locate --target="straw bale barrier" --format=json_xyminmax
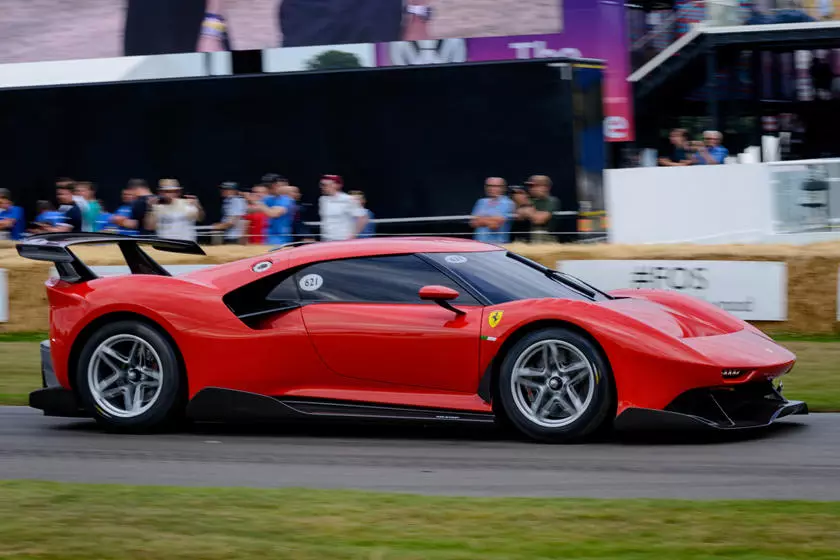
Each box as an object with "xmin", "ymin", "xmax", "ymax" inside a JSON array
[{"xmin": 2, "ymin": 242, "xmax": 840, "ymax": 334}]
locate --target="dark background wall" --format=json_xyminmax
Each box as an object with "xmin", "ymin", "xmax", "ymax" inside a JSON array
[{"xmin": 1, "ymin": 60, "xmax": 578, "ymax": 224}]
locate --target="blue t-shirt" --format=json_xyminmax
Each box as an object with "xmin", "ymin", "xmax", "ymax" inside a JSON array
[
  {"xmin": 0, "ymin": 205, "xmax": 25, "ymax": 240},
  {"xmin": 359, "ymin": 209, "xmax": 375, "ymax": 238},
  {"xmin": 265, "ymin": 195, "xmax": 296, "ymax": 245},
  {"xmin": 95, "ymin": 212, "xmax": 114, "ymax": 232},
  {"xmin": 471, "ymin": 196, "xmax": 515, "ymax": 243},
  {"xmin": 694, "ymin": 145, "xmax": 729, "ymax": 165},
  {"xmin": 36, "ymin": 210, "xmax": 65, "ymax": 227},
  {"xmin": 114, "ymin": 204, "xmax": 137, "ymax": 236}
]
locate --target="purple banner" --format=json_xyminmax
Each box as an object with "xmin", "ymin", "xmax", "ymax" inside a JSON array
[{"xmin": 375, "ymin": 2, "xmax": 634, "ymax": 142}]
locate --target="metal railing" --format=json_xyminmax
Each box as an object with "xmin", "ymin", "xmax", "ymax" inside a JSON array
[
  {"xmin": 629, "ymin": 0, "xmax": 822, "ymax": 72},
  {"xmin": 2, "ymin": 210, "xmax": 608, "ymax": 244},
  {"xmin": 194, "ymin": 210, "xmax": 608, "ymax": 245}
]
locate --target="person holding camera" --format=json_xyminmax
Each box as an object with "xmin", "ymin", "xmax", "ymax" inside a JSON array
[
  {"xmin": 211, "ymin": 181, "xmax": 247, "ymax": 244},
  {"xmin": 144, "ymin": 178, "xmax": 204, "ymax": 241}
]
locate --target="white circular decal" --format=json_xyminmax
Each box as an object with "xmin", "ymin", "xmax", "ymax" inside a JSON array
[
  {"xmin": 445, "ymin": 255, "xmax": 468, "ymax": 264},
  {"xmin": 252, "ymin": 261, "xmax": 272, "ymax": 273},
  {"xmin": 299, "ymin": 273, "xmax": 324, "ymax": 292}
]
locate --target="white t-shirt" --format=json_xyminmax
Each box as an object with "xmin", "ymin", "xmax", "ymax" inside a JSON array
[
  {"xmin": 153, "ymin": 199, "xmax": 199, "ymax": 241},
  {"xmin": 222, "ymin": 195, "xmax": 247, "ymax": 240},
  {"xmin": 318, "ymin": 192, "xmax": 367, "ymax": 241}
]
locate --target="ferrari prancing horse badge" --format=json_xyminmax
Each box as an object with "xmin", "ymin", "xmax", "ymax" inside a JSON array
[{"xmin": 488, "ymin": 310, "xmax": 504, "ymax": 328}]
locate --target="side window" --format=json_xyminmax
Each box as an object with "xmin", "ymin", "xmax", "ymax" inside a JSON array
[
  {"xmin": 295, "ymin": 255, "xmax": 479, "ymax": 304},
  {"xmin": 266, "ymin": 274, "xmax": 299, "ymax": 302}
]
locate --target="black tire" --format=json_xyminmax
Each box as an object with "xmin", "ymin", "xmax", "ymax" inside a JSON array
[
  {"xmin": 75, "ymin": 320, "xmax": 185, "ymax": 433},
  {"xmin": 495, "ymin": 327, "xmax": 613, "ymax": 443}
]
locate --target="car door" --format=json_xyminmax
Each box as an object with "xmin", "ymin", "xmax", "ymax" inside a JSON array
[{"xmin": 296, "ymin": 254, "xmax": 484, "ymax": 393}]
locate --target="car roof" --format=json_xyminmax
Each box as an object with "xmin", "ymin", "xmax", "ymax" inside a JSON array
[
  {"xmin": 180, "ymin": 237, "xmax": 504, "ymax": 291},
  {"xmin": 285, "ymin": 236, "xmax": 502, "ymax": 262}
]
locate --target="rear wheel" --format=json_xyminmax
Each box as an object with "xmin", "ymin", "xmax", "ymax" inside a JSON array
[
  {"xmin": 75, "ymin": 320, "xmax": 184, "ymax": 432},
  {"xmin": 496, "ymin": 327, "xmax": 613, "ymax": 443}
]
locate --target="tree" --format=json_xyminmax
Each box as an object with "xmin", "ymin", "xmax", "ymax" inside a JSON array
[{"xmin": 305, "ymin": 50, "xmax": 364, "ymax": 71}]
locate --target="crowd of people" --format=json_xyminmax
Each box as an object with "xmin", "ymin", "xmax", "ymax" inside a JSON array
[
  {"xmin": 2, "ymin": 172, "xmax": 565, "ymax": 245},
  {"xmin": 470, "ymin": 175, "xmax": 561, "ymax": 244},
  {"xmin": 658, "ymin": 129, "xmax": 731, "ymax": 167},
  {"xmin": 0, "ymin": 174, "xmax": 376, "ymax": 245}
]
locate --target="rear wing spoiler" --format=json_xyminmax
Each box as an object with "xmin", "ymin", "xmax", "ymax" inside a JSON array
[{"xmin": 16, "ymin": 232, "xmax": 206, "ymax": 283}]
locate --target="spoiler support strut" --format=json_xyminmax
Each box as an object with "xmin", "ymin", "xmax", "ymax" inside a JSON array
[{"xmin": 16, "ymin": 232, "xmax": 206, "ymax": 283}]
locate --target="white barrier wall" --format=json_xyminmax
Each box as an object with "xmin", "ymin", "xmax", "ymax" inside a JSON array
[
  {"xmin": 605, "ymin": 164, "xmax": 776, "ymax": 244},
  {"xmin": 557, "ymin": 260, "xmax": 788, "ymax": 321},
  {"xmin": 0, "ymin": 269, "xmax": 7, "ymax": 323}
]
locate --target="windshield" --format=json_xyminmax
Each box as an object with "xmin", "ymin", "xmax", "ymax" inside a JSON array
[{"xmin": 425, "ymin": 251, "xmax": 611, "ymax": 304}]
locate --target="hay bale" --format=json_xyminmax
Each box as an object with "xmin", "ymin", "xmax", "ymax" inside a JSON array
[
  {"xmin": 2, "ymin": 242, "xmax": 839, "ymax": 334},
  {"xmin": 3, "ymin": 261, "xmax": 52, "ymax": 332}
]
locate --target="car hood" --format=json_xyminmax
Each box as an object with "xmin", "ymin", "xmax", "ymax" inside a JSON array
[{"xmin": 596, "ymin": 296, "xmax": 740, "ymax": 339}]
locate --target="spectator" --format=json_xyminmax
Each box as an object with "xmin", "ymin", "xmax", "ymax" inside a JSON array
[
  {"xmin": 55, "ymin": 184, "xmax": 83, "ymax": 233},
  {"xmin": 144, "ymin": 179, "xmax": 203, "ymax": 241},
  {"xmin": 694, "ymin": 130, "xmax": 729, "ymax": 165},
  {"xmin": 350, "ymin": 190, "xmax": 375, "ymax": 238},
  {"xmin": 262, "ymin": 173, "xmax": 289, "ymax": 192},
  {"xmin": 113, "ymin": 178, "xmax": 155, "ymax": 236},
  {"xmin": 110, "ymin": 187, "xmax": 138, "ymax": 236},
  {"xmin": 212, "ymin": 181, "xmax": 247, "ymax": 244},
  {"xmin": 687, "ymin": 140, "xmax": 703, "ymax": 162},
  {"xmin": 526, "ymin": 175, "xmax": 559, "ymax": 243},
  {"xmin": 95, "ymin": 207, "xmax": 115, "ymax": 232},
  {"xmin": 287, "ymin": 185, "xmax": 315, "ymax": 241},
  {"xmin": 257, "ymin": 177, "xmax": 296, "ymax": 246},
  {"xmin": 509, "ymin": 185, "xmax": 534, "ymax": 243},
  {"xmin": 32, "ymin": 200, "xmax": 65, "ymax": 232},
  {"xmin": 74, "ymin": 181, "xmax": 103, "ymax": 232},
  {"xmin": 55, "ymin": 177, "xmax": 74, "ymax": 189},
  {"xmin": 470, "ymin": 177, "xmax": 514, "ymax": 243},
  {"xmin": 0, "ymin": 188, "xmax": 25, "ymax": 240},
  {"xmin": 318, "ymin": 174, "xmax": 368, "ymax": 241},
  {"xmin": 658, "ymin": 128, "xmax": 691, "ymax": 167},
  {"xmin": 245, "ymin": 184, "xmax": 269, "ymax": 245}
]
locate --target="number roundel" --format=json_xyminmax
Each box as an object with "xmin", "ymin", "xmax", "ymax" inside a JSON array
[{"xmin": 299, "ymin": 273, "xmax": 324, "ymax": 292}]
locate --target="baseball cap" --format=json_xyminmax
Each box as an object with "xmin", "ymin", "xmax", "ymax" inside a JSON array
[
  {"xmin": 509, "ymin": 185, "xmax": 526, "ymax": 193},
  {"xmin": 220, "ymin": 181, "xmax": 239, "ymax": 191},
  {"xmin": 321, "ymin": 174, "xmax": 343, "ymax": 186}
]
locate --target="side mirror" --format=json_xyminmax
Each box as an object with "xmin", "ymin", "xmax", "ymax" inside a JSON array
[
  {"xmin": 419, "ymin": 285, "xmax": 465, "ymax": 315},
  {"xmin": 419, "ymin": 285, "xmax": 459, "ymax": 301}
]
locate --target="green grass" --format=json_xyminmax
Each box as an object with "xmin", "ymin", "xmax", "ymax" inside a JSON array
[
  {"xmin": 0, "ymin": 331, "xmax": 48, "ymax": 343},
  {"xmin": 0, "ymin": 481, "xmax": 839, "ymax": 559},
  {"xmin": 1, "ymin": 338, "xmax": 838, "ymax": 410},
  {"xmin": 0, "ymin": 341, "xmax": 40, "ymax": 406}
]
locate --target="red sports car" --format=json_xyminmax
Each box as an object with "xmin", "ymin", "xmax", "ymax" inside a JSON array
[{"xmin": 18, "ymin": 233, "xmax": 807, "ymax": 442}]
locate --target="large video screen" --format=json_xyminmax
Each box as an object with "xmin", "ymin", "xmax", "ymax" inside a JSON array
[
  {"xmin": 0, "ymin": 0, "xmax": 633, "ymax": 142},
  {"xmin": 1, "ymin": 0, "xmax": 564, "ymax": 62}
]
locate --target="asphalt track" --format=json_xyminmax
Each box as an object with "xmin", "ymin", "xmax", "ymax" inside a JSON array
[{"xmin": 1, "ymin": 406, "xmax": 839, "ymax": 500}]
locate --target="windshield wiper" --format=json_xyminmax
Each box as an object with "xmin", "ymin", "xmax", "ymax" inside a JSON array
[
  {"xmin": 545, "ymin": 269, "xmax": 597, "ymax": 299},
  {"xmin": 506, "ymin": 252, "xmax": 601, "ymax": 299}
]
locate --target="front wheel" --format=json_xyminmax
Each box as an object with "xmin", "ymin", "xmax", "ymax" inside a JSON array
[
  {"xmin": 75, "ymin": 320, "xmax": 184, "ymax": 433},
  {"xmin": 496, "ymin": 327, "xmax": 613, "ymax": 443}
]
